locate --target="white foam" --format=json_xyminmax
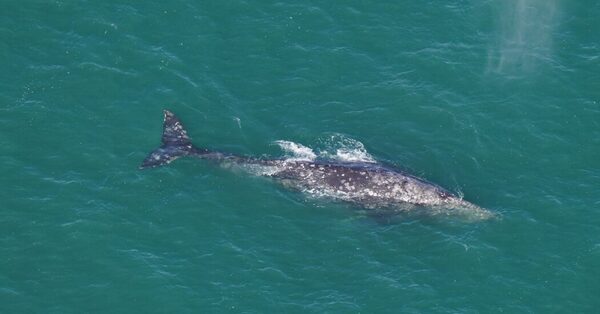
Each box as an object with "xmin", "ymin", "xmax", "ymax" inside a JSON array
[
  {"xmin": 275, "ymin": 136, "xmax": 376, "ymax": 163},
  {"xmin": 274, "ymin": 140, "xmax": 317, "ymax": 161},
  {"xmin": 334, "ymin": 147, "xmax": 376, "ymax": 163},
  {"xmin": 319, "ymin": 134, "xmax": 376, "ymax": 163}
]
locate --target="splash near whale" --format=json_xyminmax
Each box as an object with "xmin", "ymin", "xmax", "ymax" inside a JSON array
[{"xmin": 141, "ymin": 110, "xmax": 494, "ymax": 220}]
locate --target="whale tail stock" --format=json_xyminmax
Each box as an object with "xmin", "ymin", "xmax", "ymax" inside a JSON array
[{"xmin": 140, "ymin": 110, "xmax": 208, "ymax": 169}]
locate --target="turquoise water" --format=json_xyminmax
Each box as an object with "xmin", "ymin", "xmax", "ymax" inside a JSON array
[{"xmin": 2, "ymin": 1, "xmax": 599, "ymax": 312}]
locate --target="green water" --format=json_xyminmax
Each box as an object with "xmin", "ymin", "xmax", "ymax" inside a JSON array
[{"xmin": 2, "ymin": 1, "xmax": 599, "ymax": 313}]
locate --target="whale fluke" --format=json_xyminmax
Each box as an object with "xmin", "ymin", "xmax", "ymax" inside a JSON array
[{"xmin": 140, "ymin": 110, "xmax": 206, "ymax": 169}]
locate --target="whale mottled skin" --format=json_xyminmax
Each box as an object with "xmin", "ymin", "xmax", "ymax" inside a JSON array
[{"xmin": 141, "ymin": 110, "xmax": 494, "ymax": 220}]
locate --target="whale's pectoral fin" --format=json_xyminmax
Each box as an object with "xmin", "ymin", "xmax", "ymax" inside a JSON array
[{"xmin": 140, "ymin": 110, "xmax": 206, "ymax": 169}]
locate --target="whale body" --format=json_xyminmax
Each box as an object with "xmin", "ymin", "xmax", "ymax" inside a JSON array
[{"xmin": 141, "ymin": 110, "xmax": 494, "ymax": 220}]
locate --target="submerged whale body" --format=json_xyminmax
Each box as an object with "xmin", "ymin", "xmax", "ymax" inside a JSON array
[{"xmin": 141, "ymin": 110, "xmax": 494, "ymax": 220}]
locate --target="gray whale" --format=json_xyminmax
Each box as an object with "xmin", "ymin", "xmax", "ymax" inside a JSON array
[{"xmin": 141, "ymin": 110, "xmax": 494, "ymax": 220}]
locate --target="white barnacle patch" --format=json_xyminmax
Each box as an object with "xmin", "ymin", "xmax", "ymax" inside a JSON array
[{"xmin": 343, "ymin": 182, "xmax": 353, "ymax": 191}]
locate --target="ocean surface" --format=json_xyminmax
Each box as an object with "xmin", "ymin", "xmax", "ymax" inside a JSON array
[{"xmin": 2, "ymin": 1, "xmax": 599, "ymax": 313}]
